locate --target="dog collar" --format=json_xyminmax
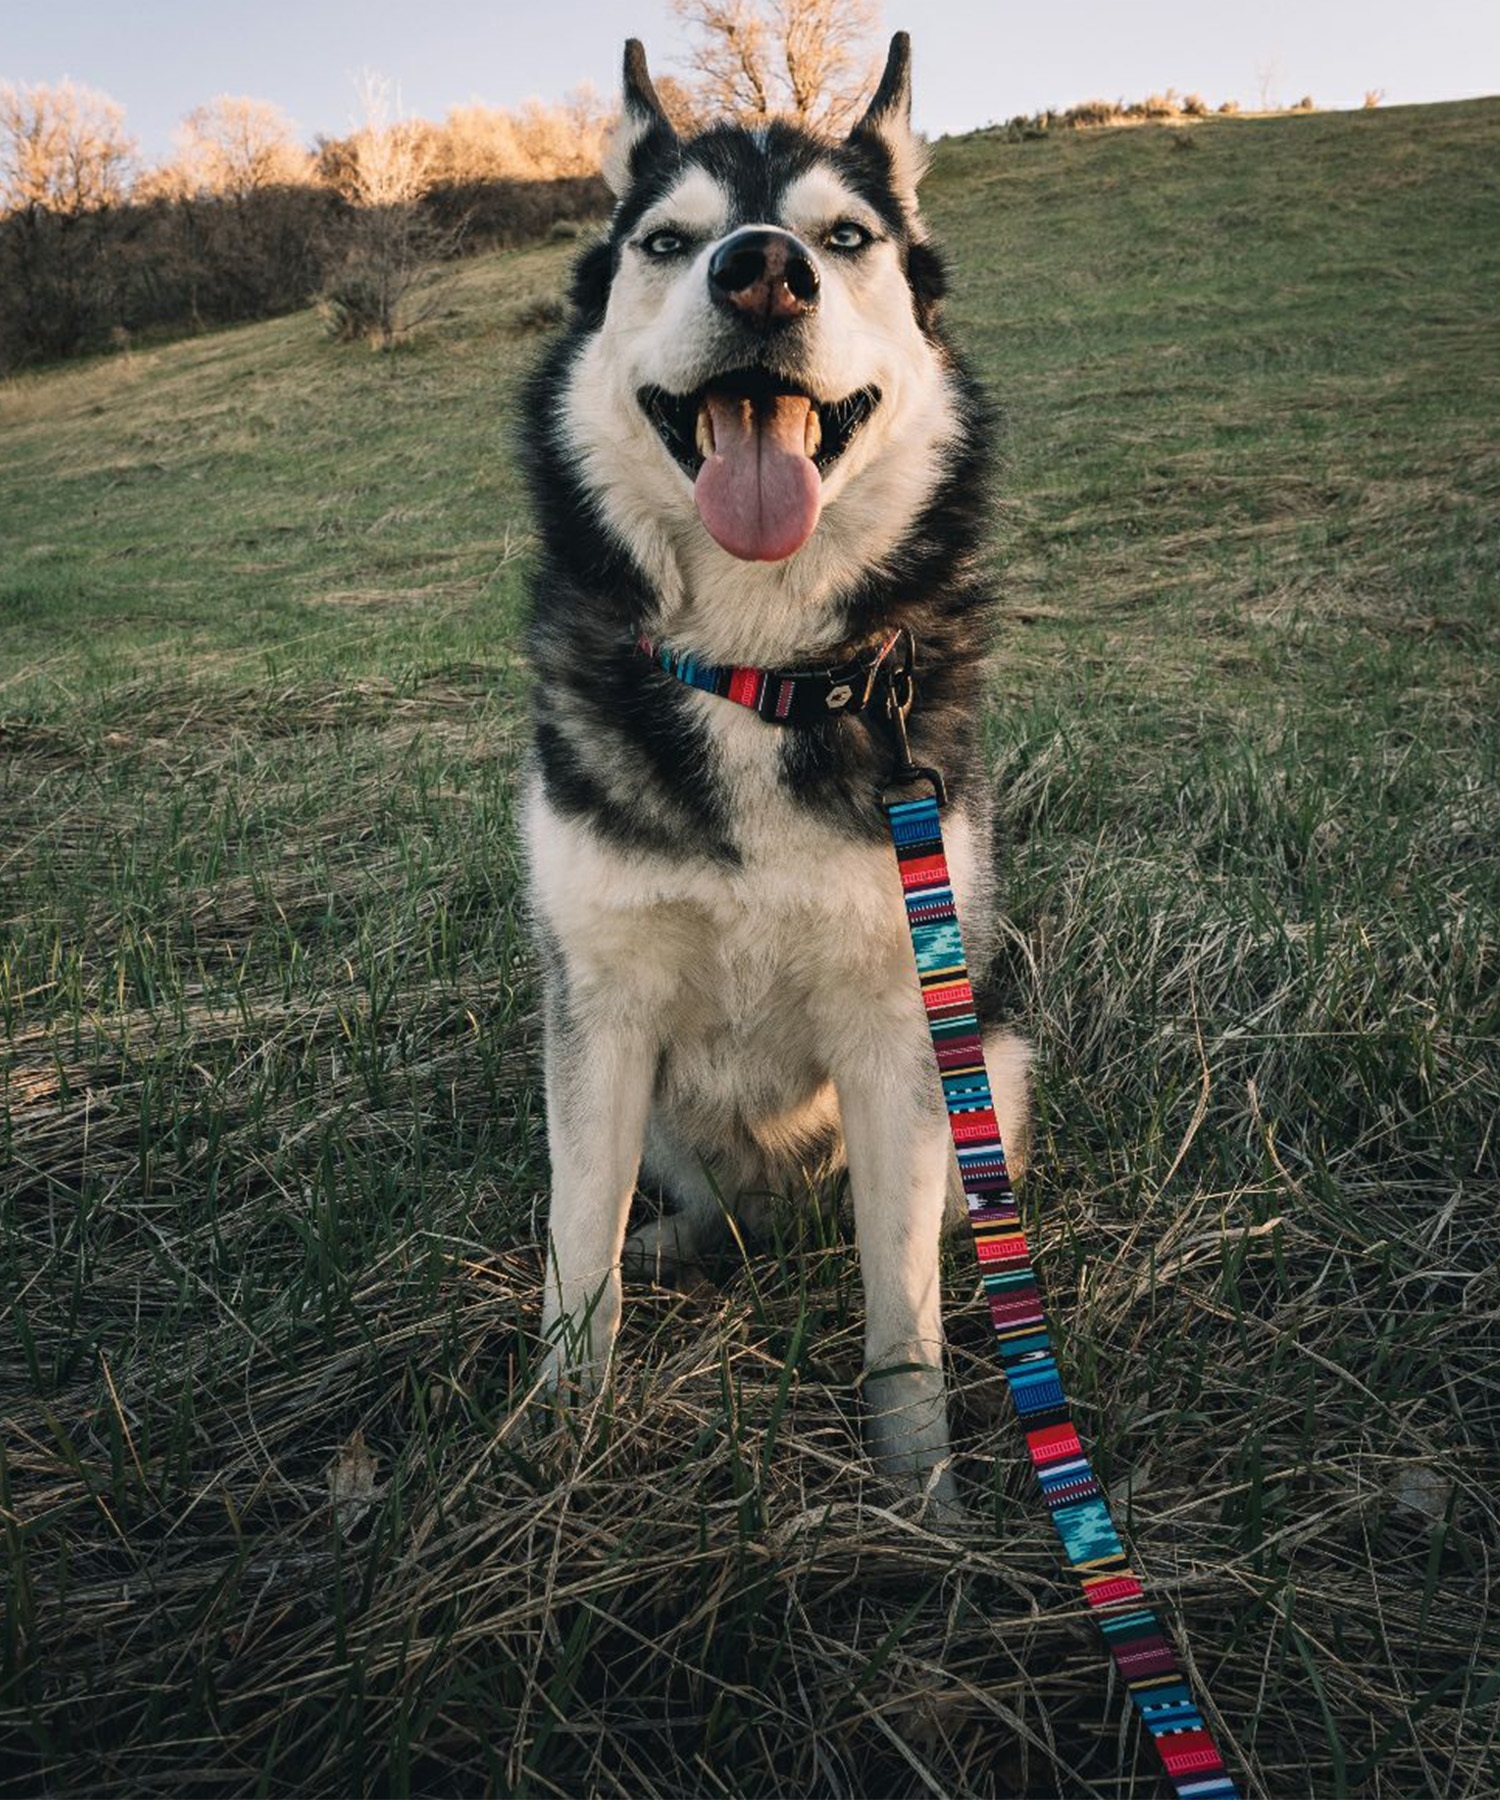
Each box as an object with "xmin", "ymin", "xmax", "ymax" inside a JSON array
[{"xmin": 635, "ymin": 629, "xmax": 903, "ymax": 729}]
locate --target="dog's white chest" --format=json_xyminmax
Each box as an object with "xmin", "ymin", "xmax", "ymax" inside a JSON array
[
  {"xmin": 525, "ymin": 775, "xmax": 902, "ymax": 1004},
  {"xmin": 523, "ymin": 697, "xmax": 978, "ymax": 1065}
]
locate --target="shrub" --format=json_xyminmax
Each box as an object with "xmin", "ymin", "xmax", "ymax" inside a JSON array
[
  {"xmin": 422, "ymin": 175, "xmax": 608, "ymax": 250},
  {"xmin": 0, "ymin": 174, "xmax": 609, "ymax": 372},
  {"xmin": 502, "ymin": 292, "xmax": 567, "ymax": 333},
  {"xmin": 1066, "ymin": 99, "xmax": 1121, "ymax": 128},
  {"xmin": 315, "ymin": 264, "xmax": 388, "ymax": 344},
  {"xmin": 316, "ymin": 200, "xmax": 458, "ymax": 350}
]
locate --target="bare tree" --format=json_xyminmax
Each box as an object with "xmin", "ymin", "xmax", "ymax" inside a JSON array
[
  {"xmin": 779, "ymin": 0, "xmax": 881, "ymax": 129},
  {"xmin": 669, "ymin": 0, "xmax": 882, "ymax": 132},
  {"xmin": 510, "ymin": 89, "xmax": 612, "ymax": 179},
  {"xmin": 0, "ymin": 80, "xmax": 136, "ymax": 215},
  {"xmin": 673, "ymin": 0, "xmax": 774, "ymax": 121},
  {"xmin": 1255, "ymin": 57, "xmax": 1283, "ymax": 114},
  {"xmin": 163, "ymin": 96, "xmax": 310, "ymax": 199},
  {"xmin": 338, "ymin": 73, "xmax": 436, "ymax": 209},
  {"xmin": 436, "ymin": 102, "xmax": 529, "ymax": 183},
  {"xmin": 431, "ymin": 86, "xmax": 610, "ymax": 183},
  {"xmin": 649, "ymin": 73, "xmax": 709, "ymax": 136},
  {"xmin": 318, "ymin": 73, "xmax": 452, "ymax": 350},
  {"xmin": 0, "ymin": 82, "xmax": 137, "ymax": 364},
  {"xmin": 129, "ymin": 97, "xmax": 323, "ymax": 335}
]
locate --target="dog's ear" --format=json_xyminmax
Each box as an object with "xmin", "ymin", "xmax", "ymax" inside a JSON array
[
  {"xmin": 602, "ymin": 39, "xmax": 679, "ymax": 196},
  {"xmin": 847, "ymin": 32, "xmax": 929, "ymax": 214}
]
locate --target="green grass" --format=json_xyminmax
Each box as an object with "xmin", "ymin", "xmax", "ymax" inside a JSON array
[{"xmin": 3, "ymin": 99, "xmax": 1498, "ymax": 1797}]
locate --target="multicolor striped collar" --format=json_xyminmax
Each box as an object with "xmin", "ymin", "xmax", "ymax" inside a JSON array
[{"xmin": 635, "ymin": 629, "xmax": 902, "ymax": 729}]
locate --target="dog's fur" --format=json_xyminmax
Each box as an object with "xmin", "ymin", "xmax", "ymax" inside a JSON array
[{"xmin": 519, "ymin": 35, "xmax": 1029, "ymax": 1507}]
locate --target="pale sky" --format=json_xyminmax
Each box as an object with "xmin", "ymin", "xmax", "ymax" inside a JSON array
[{"xmin": 7, "ymin": 0, "xmax": 1498, "ymax": 165}]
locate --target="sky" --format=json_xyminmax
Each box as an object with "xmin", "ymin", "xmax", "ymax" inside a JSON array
[{"xmin": 6, "ymin": 0, "xmax": 1498, "ymax": 166}]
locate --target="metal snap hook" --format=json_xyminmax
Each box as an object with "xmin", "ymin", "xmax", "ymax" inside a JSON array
[{"xmin": 877, "ymin": 628, "xmax": 947, "ymax": 807}]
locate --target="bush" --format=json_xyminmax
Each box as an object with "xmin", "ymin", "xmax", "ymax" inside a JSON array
[
  {"xmin": 316, "ymin": 200, "xmax": 460, "ymax": 349},
  {"xmin": 315, "ymin": 265, "xmax": 389, "ymax": 344},
  {"xmin": 1065, "ymin": 99, "xmax": 1122, "ymax": 128},
  {"xmin": 501, "ymin": 293, "xmax": 568, "ymax": 333},
  {"xmin": 422, "ymin": 175, "xmax": 608, "ymax": 250},
  {"xmin": 0, "ymin": 173, "xmax": 610, "ymax": 372}
]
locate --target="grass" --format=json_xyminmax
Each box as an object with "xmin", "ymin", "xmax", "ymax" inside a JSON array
[{"xmin": 2, "ymin": 97, "xmax": 1498, "ymax": 1797}]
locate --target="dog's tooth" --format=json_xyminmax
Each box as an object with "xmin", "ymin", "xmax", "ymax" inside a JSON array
[
  {"xmin": 805, "ymin": 408, "xmax": 822, "ymax": 458},
  {"xmin": 695, "ymin": 404, "xmax": 714, "ymax": 460}
]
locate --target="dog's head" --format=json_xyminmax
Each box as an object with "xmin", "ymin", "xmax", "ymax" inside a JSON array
[{"xmin": 556, "ymin": 34, "xmax": 966, "ymax": 607}]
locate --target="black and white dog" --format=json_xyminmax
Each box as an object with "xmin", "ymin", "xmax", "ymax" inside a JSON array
[{"xmin": 520, "ymin": 34, "xmax": 1029, "ymax": 1508}]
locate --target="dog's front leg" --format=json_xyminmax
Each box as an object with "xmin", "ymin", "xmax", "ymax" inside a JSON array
[
  {"xmin": 837, "ymin": 1044, "xmax": 959, "ymax": 1511},
  {"xmin": 539, "ymin": 989, "xmax": 656, "ymax": 1393}
]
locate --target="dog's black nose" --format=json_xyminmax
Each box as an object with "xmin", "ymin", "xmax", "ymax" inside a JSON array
[{"xmin": 708, "ymin": 228, "xmax": 820, "ymax": 330}]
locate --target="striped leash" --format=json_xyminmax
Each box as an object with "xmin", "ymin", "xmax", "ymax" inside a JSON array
[
  {"xmin": 636, "ymin": 625, "xmax": 1242, "ymax": 1795},
  {"xmin": 881, "ymin": 638, "xmax": 1240, "ymax": 1798}
]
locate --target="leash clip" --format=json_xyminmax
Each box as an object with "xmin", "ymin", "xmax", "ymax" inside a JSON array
[{"xmin": 878, "ymin": 628, "xmax": 948, "ymax": 807}]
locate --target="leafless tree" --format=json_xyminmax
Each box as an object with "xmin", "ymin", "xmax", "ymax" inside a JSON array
[
  {"xmin": 0, "ymin": 82, "xmax": 137, "ymax": 364},
  {"xmin": 128, "ymin": 97, "xmax": 323, "ymax": 336},
  {"xmin": 318, "ymin": 73, "xmax": 454, "ymax": 350},
  {"xmin": 435, "ymin": 103, "xmax": 529, "ymax": 183},
  {"xmin": 650, "ymin": 73, "xmax": 709, "ymax": 136},
  {"xmin": 337, "ymin": 73, "xmax": 436, "ymax": 209},
  {"xmin": 1255, "ymin": 57, "xmax": 1282, "ymax": 114},
  {"xmin": 0, "ymin": 80, "xmax": 136, "ymax": 216},
  {"xmin": 158, "ymin": 96, "xmax": 309, "ymax": 199},
  {"xmin": 669, "ymin": 0, "xmax": 882, "ymax": 132},
  {"xmin": 672, "ymin": 0, "xmax": 773, "ymax": 121},
  {"xmin": 421, "ymin": 86, "xmax": 610, "ymax": 183}
]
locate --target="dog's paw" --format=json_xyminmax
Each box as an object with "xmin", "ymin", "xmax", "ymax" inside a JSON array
[
  {"xmin": 621, "ymin": 1213, "xmax": 702, "ymax": 1280},
  {"xmin": 912, "ymin": 1462, "xmax": 971, "ymax": 1531},
  {"xmin": 537, "ymin": 1312, "xmax": 611, "ymax": 1403}
]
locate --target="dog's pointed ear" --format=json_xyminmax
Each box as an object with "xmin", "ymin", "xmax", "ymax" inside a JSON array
[
  {"xmin": 848, "ymin": 32, "xmax": 929, "ymax": 213},
  {"xmin": 602, "ymin": 39, "xmax": 679, "ymax": 196}
]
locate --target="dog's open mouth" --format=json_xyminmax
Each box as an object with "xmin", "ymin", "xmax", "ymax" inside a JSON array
[{"xmin": 638, "ymin": 369, "xmax": 880, "ymax": 562}]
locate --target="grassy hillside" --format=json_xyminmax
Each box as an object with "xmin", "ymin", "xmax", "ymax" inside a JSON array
[{"xmin": 3, "ymin": 98, "xmax": 1498, "ymax": 1797}]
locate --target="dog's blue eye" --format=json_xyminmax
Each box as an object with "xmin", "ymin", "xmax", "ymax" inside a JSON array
[
  {"xmin": 826, "ymin": 222, "xmax": 872, "ymax": 251},
  {"xmin": 642, "ymin": 230, "xmax": 687, "ymax": 258}
]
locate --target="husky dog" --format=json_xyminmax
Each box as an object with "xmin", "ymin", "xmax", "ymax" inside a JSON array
[{"xmin": 520, "ymin": 34, "xmax": 1029, "ymax": 1507}]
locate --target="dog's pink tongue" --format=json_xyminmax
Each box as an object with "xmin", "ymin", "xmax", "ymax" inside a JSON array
[{"xmin": 694, "ymin": 393, "xmax": 822, "ymax": 562}]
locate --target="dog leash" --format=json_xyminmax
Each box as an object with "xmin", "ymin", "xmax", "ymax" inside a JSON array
[
  {"xmin": 637, "ymin": 628, "xmax": 1241, "ymax": 1798},
  {"xmin": 880, "ymin": 635, "xmax": 1239, "ymax": 1796}
]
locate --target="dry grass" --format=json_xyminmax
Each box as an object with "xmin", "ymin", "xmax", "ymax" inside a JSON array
[{"xmin": 3, "ymin": 98, "xmax": 1499, "ymax": 1797}]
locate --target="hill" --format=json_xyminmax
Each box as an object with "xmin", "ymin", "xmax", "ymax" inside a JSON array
[{"xmin": 2, "ymin": 98, "xmax": 1498, "ymax": 1797}]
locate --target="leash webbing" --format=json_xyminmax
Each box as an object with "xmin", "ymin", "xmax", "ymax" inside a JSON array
[
  {"xmin": 886, "ymin": 791, "xmax": 1239, "ymax": 1799},
  {"xmin": 634, "ymin": 629, "xmax": 1240, "ymax": 1794}
]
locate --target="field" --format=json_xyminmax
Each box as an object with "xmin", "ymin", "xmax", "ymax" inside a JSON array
[{"xmin": 2, "ymin": 98, "xmax": 1498, "ymax": 1796}]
